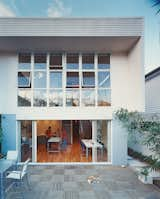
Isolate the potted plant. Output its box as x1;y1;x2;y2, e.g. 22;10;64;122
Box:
138;167;152;184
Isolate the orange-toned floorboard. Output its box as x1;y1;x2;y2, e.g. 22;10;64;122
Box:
37;140;107;163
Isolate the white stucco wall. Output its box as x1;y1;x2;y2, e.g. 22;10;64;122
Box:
0;53;17;114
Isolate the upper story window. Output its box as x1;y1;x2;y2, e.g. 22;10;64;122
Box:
82;72;95;88
18;72;31;88
82;54;94;70
98;54;110;69
66;72;79;88
34;53;46;70
50;54;62;69
18;53;31;70
67;54;79;70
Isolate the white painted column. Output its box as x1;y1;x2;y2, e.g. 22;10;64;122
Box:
46;53;50;107
92;120;97;162
63;53;66;107
32;120;37;162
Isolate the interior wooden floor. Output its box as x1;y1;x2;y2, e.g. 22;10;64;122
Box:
37;139;107;163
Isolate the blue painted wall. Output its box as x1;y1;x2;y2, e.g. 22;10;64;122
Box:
2;114;16;155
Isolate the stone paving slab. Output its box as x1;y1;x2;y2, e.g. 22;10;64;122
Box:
5;165;160;199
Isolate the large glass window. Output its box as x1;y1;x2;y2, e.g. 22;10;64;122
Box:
82;54;94;69
34;53;46;70
34;71;46;88
18;89;31;107
98;71;110;88
82;72;95;88
18;53;31;70
33;90;47;107
67;54;79;70
66;72;79;88
98;54;110;69
50;72;62;88
18;72;31;88
49;90;63;107
98;89;111;106
82;89;95;106
66;89;79;106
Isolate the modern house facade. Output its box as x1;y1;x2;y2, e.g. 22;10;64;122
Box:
0;18;145;165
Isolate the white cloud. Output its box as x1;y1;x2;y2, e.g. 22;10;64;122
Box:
0;2;15;17
47;0;71;17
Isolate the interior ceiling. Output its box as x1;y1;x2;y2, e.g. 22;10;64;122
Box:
0;36;140;53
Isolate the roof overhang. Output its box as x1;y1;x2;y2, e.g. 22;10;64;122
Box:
0;36;140;53
0;17;143;53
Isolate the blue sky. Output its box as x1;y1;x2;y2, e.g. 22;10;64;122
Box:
0;0;160;73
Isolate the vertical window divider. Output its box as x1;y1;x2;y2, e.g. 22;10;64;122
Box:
31;53;34;107
63;53;66;107
95;53;98;106
79;53;82;107
46;53;50;107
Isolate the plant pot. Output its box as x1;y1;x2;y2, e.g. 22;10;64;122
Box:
138;174;153;184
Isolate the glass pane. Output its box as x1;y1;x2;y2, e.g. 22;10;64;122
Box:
34;71;46;88
18;72;31;88
98;89;111;106
98;55;110;69
18;89;31;106
21;120;32;162
67;54;79;70
50;72;62;88
82;89;95;106
82;54;94;69
66;89;79;106
82;72;95;88
34;54;46;70
49;90;63;107
18;53;31;70
96;120;111;162
66;72;79;88
50;54;62;69
33;90;47;107
98;72;110;88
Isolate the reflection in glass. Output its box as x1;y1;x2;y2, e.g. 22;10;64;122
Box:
49;90;63;106
50;72;62;88
66;89;79;106
98;54;110;69
33;90;47;106
82;54;94;69
34;71;46;88
98;89;111;106
67;54;79;70
66;72;79;88
34;54;46;70
82;89;95;106
18;89;31;106
21;120;32;162
18;72;31;88
82;72;95;88
98;72;110;88
96;120;111;162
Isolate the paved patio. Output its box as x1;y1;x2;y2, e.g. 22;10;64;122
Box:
6;165;160;199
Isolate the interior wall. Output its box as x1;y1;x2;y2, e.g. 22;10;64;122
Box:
37;120;62;136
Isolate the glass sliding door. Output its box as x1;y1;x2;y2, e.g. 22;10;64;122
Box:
91;120;111;163
20;120;32;162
